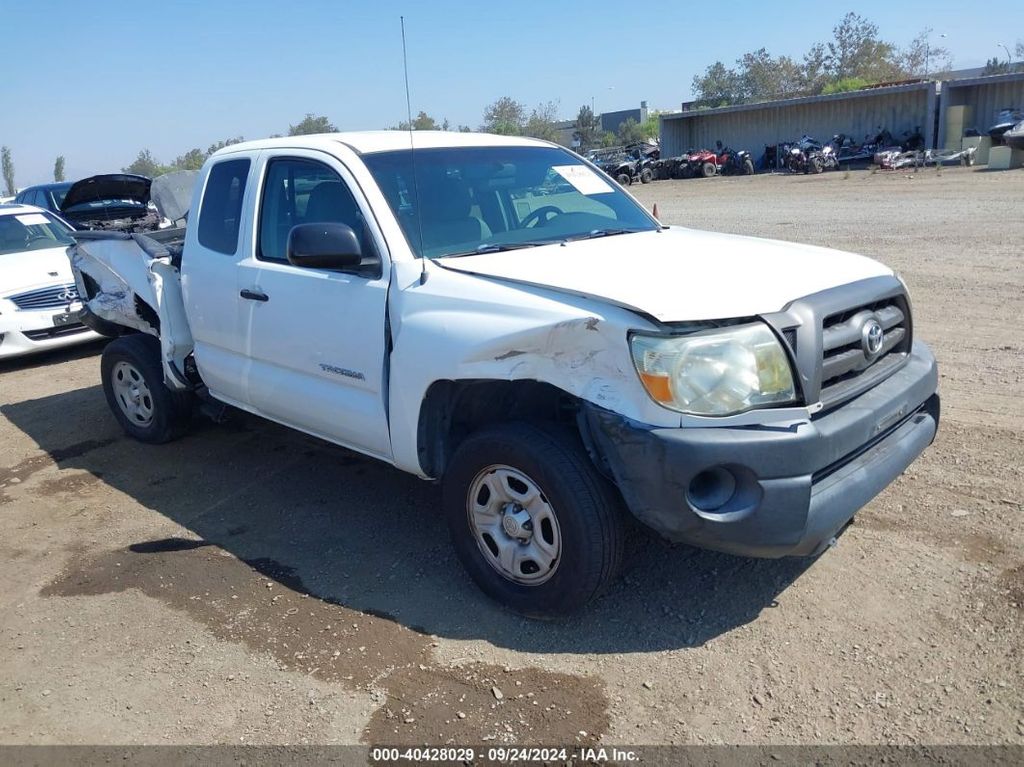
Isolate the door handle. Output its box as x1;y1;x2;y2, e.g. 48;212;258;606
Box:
240;288;269;302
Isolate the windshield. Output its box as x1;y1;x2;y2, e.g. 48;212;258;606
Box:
363;146;658;259
50;184;72;208
0;211;74;256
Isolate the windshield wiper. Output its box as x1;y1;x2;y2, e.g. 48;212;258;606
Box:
441;240;558;258
567;228;643;241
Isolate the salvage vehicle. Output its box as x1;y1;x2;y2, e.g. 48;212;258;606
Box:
57;174;162;232
714;142;755;175
69;132;940;617
0;204;100;359
13;181;73;214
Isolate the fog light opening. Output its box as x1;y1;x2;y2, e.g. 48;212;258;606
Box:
687;467;737;513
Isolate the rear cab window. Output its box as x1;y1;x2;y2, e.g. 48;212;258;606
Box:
197;159;251;254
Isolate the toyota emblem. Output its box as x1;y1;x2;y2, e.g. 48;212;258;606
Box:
862;318;884;358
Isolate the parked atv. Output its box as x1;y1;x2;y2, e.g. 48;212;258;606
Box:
714;142;755;175
685;148;719;178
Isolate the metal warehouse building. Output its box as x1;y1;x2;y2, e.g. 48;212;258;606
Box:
660;82;938;161
937;71;1024;148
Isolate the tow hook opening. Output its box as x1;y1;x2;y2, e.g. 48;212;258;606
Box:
686;464;763;521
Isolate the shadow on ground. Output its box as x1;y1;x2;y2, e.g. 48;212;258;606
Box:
2;384;814;655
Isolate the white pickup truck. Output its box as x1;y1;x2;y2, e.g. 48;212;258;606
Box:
70;132;939;617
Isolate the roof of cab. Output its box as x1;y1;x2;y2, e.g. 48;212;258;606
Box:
209;131;550;159
0;203;46;217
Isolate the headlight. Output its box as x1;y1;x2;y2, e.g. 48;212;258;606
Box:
630;323;797;416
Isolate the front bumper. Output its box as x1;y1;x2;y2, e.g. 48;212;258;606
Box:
0;305;100;360
584;341;939;557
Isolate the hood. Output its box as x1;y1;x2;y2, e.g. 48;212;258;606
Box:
0;246;75;297
60;174;151;212
437;228;892;322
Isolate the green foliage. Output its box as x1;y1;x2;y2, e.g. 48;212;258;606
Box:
1;146;14;196
173;148;207;171
691;13;949;107
523;101;560;142
53;156;65;182
288;113;338;136
821;77;872;94
481;96;526;135
394;111;442;131
573;105;601;150
982;57;1010;76
616;118;644;145
122;149;172;177
640;111;661;141
600;131;618;148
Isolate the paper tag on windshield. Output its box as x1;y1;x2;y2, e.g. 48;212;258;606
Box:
16;214;50;226
553;165;613;195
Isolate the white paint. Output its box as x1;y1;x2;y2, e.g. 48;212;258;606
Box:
552;165;614;195
14;213;49;226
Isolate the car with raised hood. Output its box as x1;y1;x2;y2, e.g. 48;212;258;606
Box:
13;181;73;214
68;132;940;617
0;204;100;360
56;173;163;232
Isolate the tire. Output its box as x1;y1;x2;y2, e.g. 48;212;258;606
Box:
442;422;625;618
701;162;716;178
101;334;193;444
743;158;754;175
680;164;694;179
810;156;824;174
639;168;652;184
616;173;632;186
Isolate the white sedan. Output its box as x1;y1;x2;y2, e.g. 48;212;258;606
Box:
0;203;101;360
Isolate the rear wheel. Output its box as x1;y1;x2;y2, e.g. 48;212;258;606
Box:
101;334;193;444
743;158;755;175
639;168;653;184
810;156;824;174
701;162;716;178
442;423;625;618
616;173;632;186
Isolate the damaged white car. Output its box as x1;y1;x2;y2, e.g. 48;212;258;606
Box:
69;132;939;616
0;204;100;360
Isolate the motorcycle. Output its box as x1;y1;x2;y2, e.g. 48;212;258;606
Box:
785;135;825;174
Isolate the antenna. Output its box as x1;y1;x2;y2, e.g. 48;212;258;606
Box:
401;16;428;285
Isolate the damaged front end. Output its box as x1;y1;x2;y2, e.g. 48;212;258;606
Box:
70;229;193;390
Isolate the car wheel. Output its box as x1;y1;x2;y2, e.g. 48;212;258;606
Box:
442;422;625;618
101;334;193;444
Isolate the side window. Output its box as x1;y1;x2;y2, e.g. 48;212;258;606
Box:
257;158;365;263
197;159;250;255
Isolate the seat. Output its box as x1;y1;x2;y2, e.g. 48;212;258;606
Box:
418;178;490;254
303;181;368;254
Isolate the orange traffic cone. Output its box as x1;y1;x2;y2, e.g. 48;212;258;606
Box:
652;203;660;221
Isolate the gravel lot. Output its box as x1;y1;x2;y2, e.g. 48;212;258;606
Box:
1;167;1022;747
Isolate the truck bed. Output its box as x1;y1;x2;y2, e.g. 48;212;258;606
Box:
70;227;194;389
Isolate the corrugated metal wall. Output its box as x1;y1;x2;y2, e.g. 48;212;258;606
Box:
661;84;935;161
939;73;1024;145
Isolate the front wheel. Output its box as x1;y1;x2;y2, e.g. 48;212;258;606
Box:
101;334;193;444
442;423;625;618
701;162;716;178
616;172;632;186
743;158;754;175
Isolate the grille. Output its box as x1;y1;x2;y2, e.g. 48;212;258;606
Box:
8;284;80;311
22;323;89;341
819;296;910;407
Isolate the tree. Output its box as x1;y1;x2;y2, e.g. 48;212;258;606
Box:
456;125;473;133
825;13;900;82
288;113;338;136
481;96;526;135
206;136;244;155
173;148;206;171
899;28;952;77
736;48;805;101
692;61;744;107
617;118;645;145
53;156;65;182
523;101;560;142
982;57;1011;76
821;77;872;95
122;149;169;177
573;105;600;150
640;111;661;141
2;146;16;195
394;111;441;131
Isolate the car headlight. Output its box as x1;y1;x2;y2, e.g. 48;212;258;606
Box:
630;322;797;416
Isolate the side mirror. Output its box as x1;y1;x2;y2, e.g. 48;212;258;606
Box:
286;222;379;273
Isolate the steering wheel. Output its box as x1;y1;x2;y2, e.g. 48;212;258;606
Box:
521;205;564;228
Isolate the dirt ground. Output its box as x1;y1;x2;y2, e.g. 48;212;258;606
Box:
1;167;1021;748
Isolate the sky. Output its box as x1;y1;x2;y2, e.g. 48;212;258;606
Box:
2;0;1022;187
